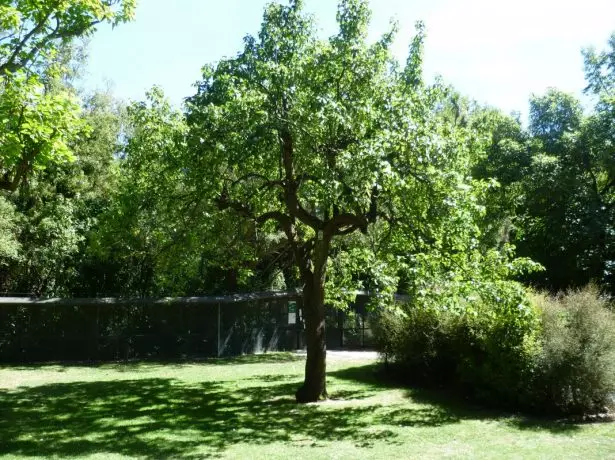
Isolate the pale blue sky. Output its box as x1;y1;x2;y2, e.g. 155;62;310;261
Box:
84;0;615;118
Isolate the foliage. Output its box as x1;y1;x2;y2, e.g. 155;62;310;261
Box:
472;79;615;292
0;70;86;191
0;1;135;292
180;0;519;400
183;0;488;294
0;195;20;265
372;279;541;408
0;89;124;295
86;88;283;296
529;286;615;415
0;0;135;192
0;0;136;76
373;283;615;415
85;87;190;296
12;193;84;294
471;34;615;293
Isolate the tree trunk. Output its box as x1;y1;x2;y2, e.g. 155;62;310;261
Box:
295;275;327;403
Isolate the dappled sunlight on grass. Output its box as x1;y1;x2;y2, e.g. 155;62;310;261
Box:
0;353;613;459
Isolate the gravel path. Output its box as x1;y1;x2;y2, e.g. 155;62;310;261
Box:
294;350;379;360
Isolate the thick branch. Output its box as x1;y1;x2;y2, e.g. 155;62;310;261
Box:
0;140;39;191
215;194;255;219
216;194;293;230
0;176;18;192
278;125;324;230
257;211;292;227
0;10;53;75
325;212;367;237
335;225;360;236
327;185;380;236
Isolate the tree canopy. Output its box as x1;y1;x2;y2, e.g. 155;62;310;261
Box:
182;0;513;401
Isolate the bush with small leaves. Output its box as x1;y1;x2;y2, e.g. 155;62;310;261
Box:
529;286;615;415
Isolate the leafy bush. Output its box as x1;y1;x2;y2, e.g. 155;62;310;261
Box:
372;281;540;407
529;286;615;415
373;284;615;415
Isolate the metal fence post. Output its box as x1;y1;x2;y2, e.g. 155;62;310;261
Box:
340;309;344;349
361;312;365;348
217;302;221;357
95;304;100;360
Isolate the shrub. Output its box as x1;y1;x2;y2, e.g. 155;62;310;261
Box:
529;286;615;415
372;281;540;407
372;283;615;415
372;302;459;384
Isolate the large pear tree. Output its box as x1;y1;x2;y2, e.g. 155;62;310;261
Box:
184;0;484;402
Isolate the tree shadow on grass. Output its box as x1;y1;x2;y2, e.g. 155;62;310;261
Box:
1;358;598;458
0;367;459;458
329;363;601;435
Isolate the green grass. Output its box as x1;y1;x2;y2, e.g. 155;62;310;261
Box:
0;353;613;459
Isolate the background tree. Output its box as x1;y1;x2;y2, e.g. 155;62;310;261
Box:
473;51;615;292
0;88;125;295
87;88;285;297
470;107;529;250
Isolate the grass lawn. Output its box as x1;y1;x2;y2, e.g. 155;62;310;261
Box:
0;353;613;459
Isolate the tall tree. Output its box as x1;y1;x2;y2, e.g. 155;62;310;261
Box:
475;65;615;291
184;0;487;402
580;33;615;288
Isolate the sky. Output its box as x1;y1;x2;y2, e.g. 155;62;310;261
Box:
83;0;615;119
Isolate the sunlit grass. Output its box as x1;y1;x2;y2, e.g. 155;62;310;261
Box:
0;353;613;459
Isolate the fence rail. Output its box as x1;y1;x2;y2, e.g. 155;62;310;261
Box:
0;289;302;307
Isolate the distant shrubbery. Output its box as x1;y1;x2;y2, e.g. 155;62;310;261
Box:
372;284;615;415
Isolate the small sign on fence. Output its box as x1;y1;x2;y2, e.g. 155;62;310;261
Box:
288;301;297;324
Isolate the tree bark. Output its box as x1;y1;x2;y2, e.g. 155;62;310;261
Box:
295;273;327;403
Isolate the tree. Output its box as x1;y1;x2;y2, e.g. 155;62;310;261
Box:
85;87;195;297
476;64;615;292
580;33;615;288
0;89;125;296
0;0;135;192
88;88;270;297
0;2;134;294
470;107;529;249
0;194;20;268
0;70;85;191
184;0;487;402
